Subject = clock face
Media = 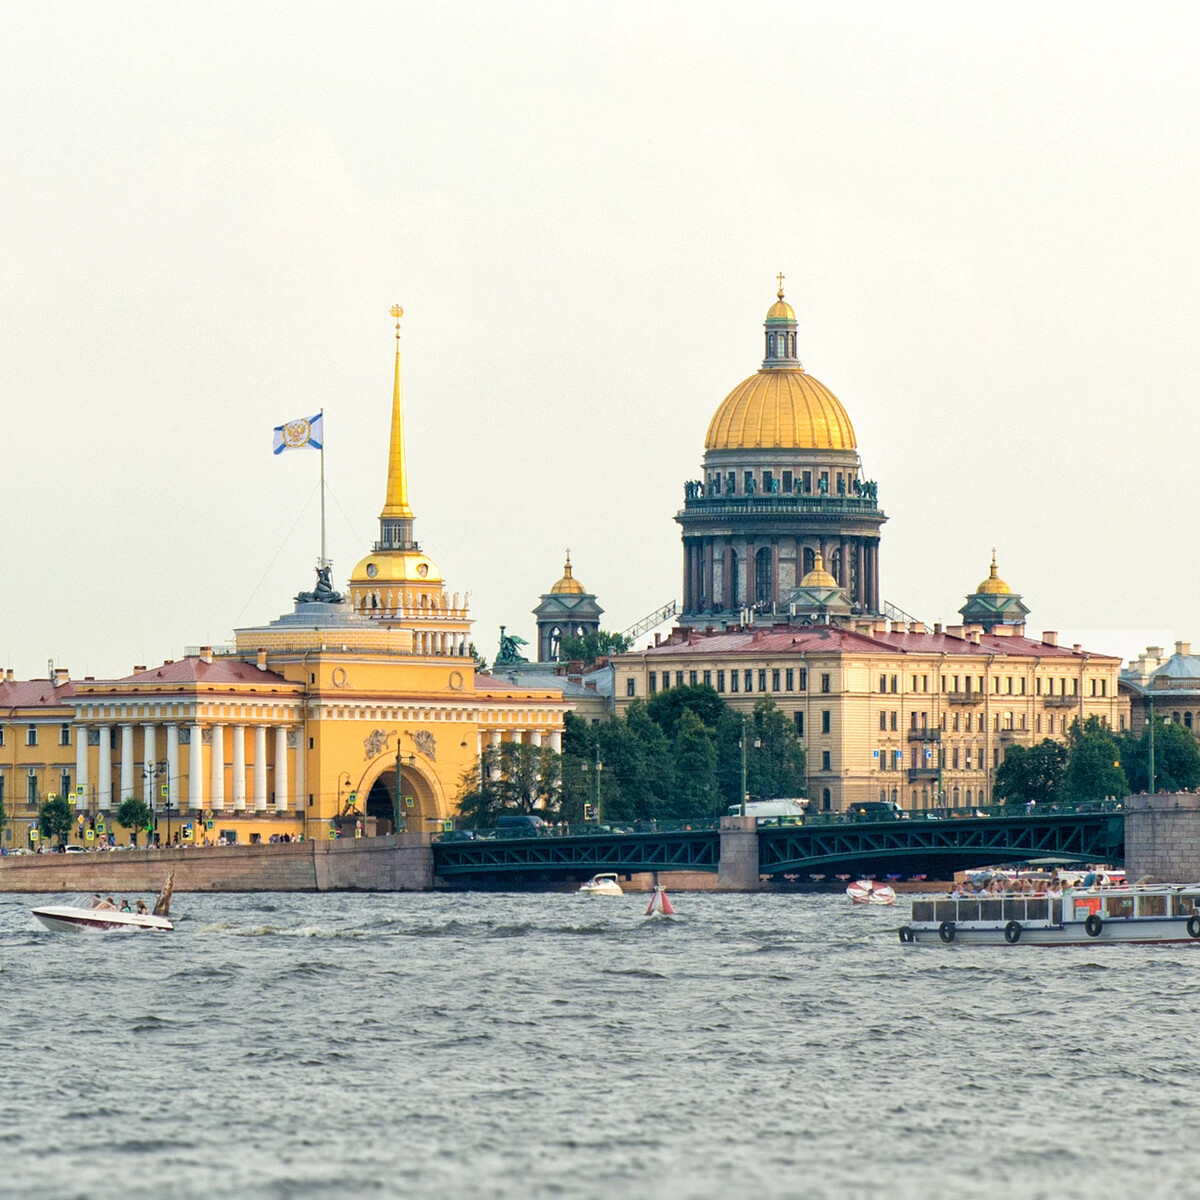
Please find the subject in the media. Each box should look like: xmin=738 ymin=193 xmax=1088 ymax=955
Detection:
xmin=366 ymin=563 xmax=378 ymax=578
xmin=417 ymin=563 xmax=429 ymax=578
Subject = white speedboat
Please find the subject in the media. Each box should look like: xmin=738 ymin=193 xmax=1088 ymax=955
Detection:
xmin=32 ymin=905 xmax=174 ymax=933
xmin=847 ymin=880 xmax=897 ymax=906
xmin=900 ymin=883 xmax=1200 ymax=946
xmin=579 ymin=873 xmax=623 ymax=896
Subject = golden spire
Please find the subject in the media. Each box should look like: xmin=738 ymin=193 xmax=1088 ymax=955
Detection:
xmin=381 ymin=303 xmax=413 ymax=522
xmin=776 ymin=271 xmax=785 ymax=300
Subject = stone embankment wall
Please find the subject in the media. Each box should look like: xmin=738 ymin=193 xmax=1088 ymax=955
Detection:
xmin=1125 ymin=793 xmax=1200 ymax=881
xmin=0 ymin=834 xmax=435 ymax=894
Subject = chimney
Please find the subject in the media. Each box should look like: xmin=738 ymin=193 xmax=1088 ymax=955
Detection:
xmin=1043 ymin=631 xmax=1058 ymax=647
xmin=654 ymin=633 xmax=661 ymax=647
xmin=1073 ymin=644 xmax=1082 ymax=653
xmin=133 ymin=665 xmax=146 ymax=674
xmin=54 ymin=668 xmax=69 ymax=686
xmin=911 ymin=622 xmax=926 ymax=634
xmin=198 ymin=646 xmax=213 ymax=664
xmin=1177 ymin=641 xmax=1192 ymax=657
xmin=5 ymin=668 xmax=13 ymax=681
xmin=256 ymin=649 xmax=268 ymax=671
xmin=933 ymin=622 xmax=943 ymax=635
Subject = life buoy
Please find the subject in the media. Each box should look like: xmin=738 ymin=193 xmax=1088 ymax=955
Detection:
xmin=1187 ymin=915 xmax=1200 ymax=939
xmin=1085 ymin=913 xmax=1103 ymax=938
xmin=1004 ymin=920 xmax=1022 ymax=944
xmin=898 ymin=926 xmax=915 ymax=944
xmin=938 ymin=920 xmax=956 ymax=943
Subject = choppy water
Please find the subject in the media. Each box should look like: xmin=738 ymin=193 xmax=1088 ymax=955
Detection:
xmin=1 ymin=889 xmax=1197 ymax=1199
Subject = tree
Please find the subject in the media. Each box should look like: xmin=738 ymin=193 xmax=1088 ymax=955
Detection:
xmin=994 ymin=739 xmax=1067 ymax=807
xmin=646 ymin=683 xmax=725 ymax=742
xmin=1063 ymin=717 xmax=1128 ymax=804
xmin=670 ymin=708 xmax=719 ymax=817
xmin=714 ymin=699 xmax=806 ymax=809
xmin=117 ymin=796 xmax=152 ymax=846
xmin=38 ymin=795 xmax=73 ymax=847
xmin=454 ymin=745 xmax=561 ymax=825
xmin=559 ymin=629 xmax=632 ymax=666
xmin=1119 ymin=718 xmax=1200 ymax=794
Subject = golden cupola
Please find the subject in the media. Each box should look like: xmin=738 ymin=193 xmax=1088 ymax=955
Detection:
xmin=549 ymin=552 xmax=586 ymax=596
xmin=800 ymin=552 xmax=839 ymax=590
xmin=704 ymin=280 xmax=856 ymax=452
xmin=975 ymin=552 xmax=1012 ymax=596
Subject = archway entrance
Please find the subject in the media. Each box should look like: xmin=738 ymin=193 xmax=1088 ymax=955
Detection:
xmin=367 ymin=777 xmax=395 ymax=835
xmin=362 ymin=758 xmax=441 ymax=835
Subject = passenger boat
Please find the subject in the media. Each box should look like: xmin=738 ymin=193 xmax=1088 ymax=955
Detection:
xmin=32 ymin=905 xmax=174 ymax=933
xmin=899 ymin=883 xmax=1200 ymax=946
xmin=847 ymin=880 xmax=896 ymax=906
xmin=579 ymin=873 xmax=623 ymax=897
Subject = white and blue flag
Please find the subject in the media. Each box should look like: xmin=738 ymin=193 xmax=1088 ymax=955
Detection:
xmin=273 ymin=413 xmax=323 ymax=455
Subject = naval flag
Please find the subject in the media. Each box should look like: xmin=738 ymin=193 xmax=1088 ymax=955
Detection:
xmin=273 ymin=413 xmax=324 ymax=454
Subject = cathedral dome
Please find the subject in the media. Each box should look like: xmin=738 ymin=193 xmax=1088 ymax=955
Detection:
xmin=766 ymin=297 xmax=795 ymax=322
xmin=549 ymin=552 xmax=586 ymax=595
xmin=705 ymin=368 xmax=857 ymax=452
xmin=350 ymin=549 xmax=443 ymax=586
xmin=975 ymin=553 xmax=1011 ymax=596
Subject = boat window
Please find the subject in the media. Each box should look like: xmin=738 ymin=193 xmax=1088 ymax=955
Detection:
xmin=1137 ymin=894 xmax=1167 ymax=918
xmin=1173 ymin=895 xmax=1199 ymax=916
xmin=912 ymin=901 xmax=934 ymax=922
xmin=934 ymin=901 xmax=957 ymax=922
xmin=980 ymin=900 xmax=1003 ymax=922
xmin=1049 ymin=900 xmax=1062 ymax=924
xmin=956 ymin=900 xmax=981 ymax=922
xmin=1104 ymin=896 xmax=1134 ymax=919
xmin=1025 ymin=899 xmax=1047 ymax=921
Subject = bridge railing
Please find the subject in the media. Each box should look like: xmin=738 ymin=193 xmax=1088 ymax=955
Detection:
xmin=435 ymin=818 xmax=722 ymax=842
xmin=800 ymin=799 xmax=1125 ymax=827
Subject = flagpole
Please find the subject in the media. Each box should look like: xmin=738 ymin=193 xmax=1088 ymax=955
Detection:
xmin=319 ymin=407 xmax=326 ymax=565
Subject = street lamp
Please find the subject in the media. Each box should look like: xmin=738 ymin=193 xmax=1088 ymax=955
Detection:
xmin=739 ymin=714 xmax=760 ymax=817
xmin=581 ymin=744 xmax=603 ymax=824
xmin=141 ymin=759 xmax=167 ymax=847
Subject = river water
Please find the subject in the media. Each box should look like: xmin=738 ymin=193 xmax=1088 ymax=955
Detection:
xmin=1 ymin=889 xmax=1195 ymax=1199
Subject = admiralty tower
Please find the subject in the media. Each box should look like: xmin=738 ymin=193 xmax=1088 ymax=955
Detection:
xmin=676 ymin=278 xmax=887 ymax=627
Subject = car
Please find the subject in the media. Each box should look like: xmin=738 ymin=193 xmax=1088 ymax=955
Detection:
xmin=64 ymin=846 xmax=87 ymax=854
xmin=494 ymin=814 xmax=546 ymax=837
xmin=846 ymin=801 xmax=908 ymax=821
xmin=439 ymin=829 xmax=478 ymax=842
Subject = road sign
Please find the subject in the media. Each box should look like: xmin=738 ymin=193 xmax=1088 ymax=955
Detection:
xmin=85 ymin=829 xmax=94 ymax=842
xmin=75 ymin=786 xmax=84 ymax=797
xmin=160 ymin=784 xmax=169 ymax=797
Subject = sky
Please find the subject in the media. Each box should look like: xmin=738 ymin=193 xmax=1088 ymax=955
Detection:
xmin=2 ymin=2 xmax=1199 ymax=680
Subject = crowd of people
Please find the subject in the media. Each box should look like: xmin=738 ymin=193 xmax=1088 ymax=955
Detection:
xmin=85 ymin=894 xmax=149 ymax=914
xmin=950 ymin=868 xmax=1117 ymax=897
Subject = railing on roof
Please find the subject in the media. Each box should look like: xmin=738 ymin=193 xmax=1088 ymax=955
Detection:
xmin=621 ymin=602 xmax=678 ymax=643
xmin=680 ymin=496 xmax=882 ymax=518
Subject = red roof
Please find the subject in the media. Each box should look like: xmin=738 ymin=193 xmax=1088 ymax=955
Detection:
xmin=0 ymin=679 xmax=76 ymax=709
xmin=75 ymin=657 xmax=294 ymax=691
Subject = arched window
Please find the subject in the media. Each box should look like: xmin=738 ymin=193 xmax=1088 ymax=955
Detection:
xmin=767 ymin=333 xmax=775 ymax=357
xmin=729 ymin=548 xmax=739 ymax=609
xmin=965 ymin=789 xmax=972 ymax=805
xmin=891 ymin=788 xmax=898 ymax=804
xmin=1187 ymin=712 xmax=1194 ymax=730
xmin=953 ymin=786 xmax=960 ymax=805
xmin=789 ymin=333 xmax=796 ymax=357
xmin=829 ymin=548 xmax=841 ymax=585
xmin=822 ymin=788 xmax=831 ymax=812
xmin=879 ymin=789 xmax=886 ymax=802
xmin=755 ymin=546 xmax=773 ymax=605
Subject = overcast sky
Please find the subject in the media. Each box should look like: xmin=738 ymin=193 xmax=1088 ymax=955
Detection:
xmin=2 ymin=2 xmax=1197 ymax=680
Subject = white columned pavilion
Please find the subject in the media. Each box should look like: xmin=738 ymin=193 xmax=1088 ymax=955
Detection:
xmin=210 ymin=726 xmax=225 ymax=811
xmin=165 ymin=724 xmax=180 ymax=812
xmin=142 ymin=724 xmax=157 ymax=805
xmin=293 ymin=732 xmax=305 ymax=813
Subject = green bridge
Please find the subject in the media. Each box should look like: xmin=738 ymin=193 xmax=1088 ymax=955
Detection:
xmin=432 ymin=809 xmax=1126 ymax=886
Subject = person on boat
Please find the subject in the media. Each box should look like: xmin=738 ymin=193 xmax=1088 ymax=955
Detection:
xmin=135 ymin=899 xmax=148 ymax=915
xmin=86 ymin=893 xmax=102 ymax=909
xmin=120 ymin=899 xmax=132 ymax=912
xmin=96 ymin=896 xmax=118 ymax=911
xmin=1045 ymin=879 xmax=1063 ymax=897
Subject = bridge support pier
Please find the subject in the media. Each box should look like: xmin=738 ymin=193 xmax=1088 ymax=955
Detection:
xmin=718 ymin=816 xmax=761 ymax=891
xmin=1125 ymin=793 xmax=1200 ymax=881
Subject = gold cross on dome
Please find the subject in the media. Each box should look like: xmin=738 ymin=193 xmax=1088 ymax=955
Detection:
xmin=776 ymin=271 xmax=785 ymax=299
xmin=390 ymin=304 xmax=403 ymax=340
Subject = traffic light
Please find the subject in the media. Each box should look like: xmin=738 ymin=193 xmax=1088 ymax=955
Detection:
xmin=583 ymin=803 xmax=595 ymax=821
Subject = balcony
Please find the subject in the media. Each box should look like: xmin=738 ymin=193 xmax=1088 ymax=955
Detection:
xmin=907 ymin=767 xmax=939 ymax=783
xmin=1043 ymin=694 xmax=1079 ymax=708
xmin=946 ymin=692 xmax=981 ymax=705
xmin=906 ymin=728 xmax=941 ymax=743
xmin=679 ymin=494 xmax=883 ymax=520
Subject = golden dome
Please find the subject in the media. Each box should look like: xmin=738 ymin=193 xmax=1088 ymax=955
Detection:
xmin=549 ymin=552 xmax=586 ymax=595
xmin=766 ymin=298 xmax=795 ymax=322
xmin=705 ymin=368 xmax=857 ymax=451
xmin=350 ymin=549 xmax=443 ymax=586
xmin=800 ymin=552 xmax=839 ymax=589
xmin=975 ymin=552 xmax=1011 ymax=595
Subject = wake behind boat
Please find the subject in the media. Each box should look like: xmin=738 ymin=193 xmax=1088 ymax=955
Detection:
xmin=32 ymin=905 xmax=174 ymax=933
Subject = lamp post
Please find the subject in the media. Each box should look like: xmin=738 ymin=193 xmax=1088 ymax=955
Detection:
xmin=141 ymin=759 xmax=166 ymax=847
xmin=740 ymin=714 xmax=748 ymax=817
xmin=1148 ymin=694 xmax=1156 ymax=794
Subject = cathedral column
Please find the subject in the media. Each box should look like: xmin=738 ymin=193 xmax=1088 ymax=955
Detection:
xmin=98 ymin=725 xmax=112 ymax=810
xmin=231 ymin=724 xmax=247 ymax=811
xmin=705 ymin=539 xmax=715 ymax=611
xmin=120 ymin=724 xmax=134 ymax=804
xmin=254 ymin=725 xmax=268 ymax=812
xmin=75 ymin=726 xmax=89 ymax=811
xmin=293 ymin=730 xmax=305 ymax=813
xmin=855 ymin=542 xmax=865 ymax=607
xmin=772 ymin=543 xmax=780 ymax=607
xmin=142 ymin=724 xmax=157 ymax=805
xmin=189 ymin=724 xmax=204 ymax=811
xmin=870 ymin=543 xmax=881 ymax=612
xmin=165 ymin=724 xmax=180 ymax=812
xmin=210 ymin=725 xmax=225 ymax=811
xmin=274 ymin=726 xmax=289 ymax=812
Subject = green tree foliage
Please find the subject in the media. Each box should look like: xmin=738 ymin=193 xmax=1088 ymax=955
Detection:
xmin=455 ymin=745 xmax=562 ymax=826
xmin=38 ymin=795 xmax=73 ymax=846
xmin=117 ymin=797 xmax=152 ymax=846
xmin=670 ymin=708 xmax=719 ymax=817
xmin=1062 ymin=717 xmax=1128 ymax=803
xmin=559 ymin=629 xmax=632 ymax=666
xmin=596 ymin=702 xmax=673 ymax=821
xmin=714 ymin=699 xmax=806 ymax=808
xmin=1118 ymin=718 xmax=1200 ymax=794
xmin=993 ymin=739 xmax=1067 ymax=807
xmin=645 ymin=683 xmax=724 ymax=741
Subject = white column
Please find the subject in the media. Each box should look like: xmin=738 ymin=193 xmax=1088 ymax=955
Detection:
xmin=274 ymin=726 xmax=289 ymax=812
xmin=549 ymin=729 xmax=562 ymax=753
xmin=293 ymin=730 xmax=305 ymax=814
xmin=120 ymin=724 xmax=134 ymax=804
xmin=75 ymin=726 xmax=89 ymax=810
xmin=210 ymin=725 xmax=225 ymax=811
xmin=189 ymin=724 xmax=203 ymax=812
xmin=489 ymin=729 xmax=502 ymax=780
xmin=98 ymin=726 xmax=112 ymax=810
xmin=530 ymin=730 xmax=542 ymax=748
xmin=254 ymin=725 xmax=267 ymax=812
xmin=166 ymin=724 xmax=180 ymax=812
xmin=142 ymin=724 xmax=157 ymax=805
xmin=232 ymin=724 xmax=246 ymax=811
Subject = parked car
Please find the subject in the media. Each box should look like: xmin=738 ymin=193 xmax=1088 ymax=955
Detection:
xmin=494 ymin=815 xmax=546 ymax=837
xmin=846 ymin=801 xmax=908 ymax=821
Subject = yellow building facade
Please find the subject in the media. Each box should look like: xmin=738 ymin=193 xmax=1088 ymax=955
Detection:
xmin=0 ymin=311 xmax=567 ymax=848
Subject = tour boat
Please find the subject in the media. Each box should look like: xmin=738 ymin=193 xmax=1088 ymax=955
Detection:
xmin=579 ymin=873 xmax=623 ymax=897
xmin=31 ymin=905 xmax=174 ymax=933
xmin=899 ymin=883 xmax=1200 ymax=946
xmin=644 ymin=886 xmax=675 ymax=917
xmin=847 ymin=880 xmax=896 ymax=906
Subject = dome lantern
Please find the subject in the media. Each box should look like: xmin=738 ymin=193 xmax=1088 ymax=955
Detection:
xmin=762 ymin=272 xmax=800 ymax=369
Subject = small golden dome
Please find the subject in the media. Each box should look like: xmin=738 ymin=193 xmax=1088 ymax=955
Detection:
xmin=705 ymin=368 xmax=857 ymax=451
xmin=549 ymin=552 xmax=586 ymax=595
xmin=766 ymin=298 xmax=796 ymax=322
xmin=975 ymin=552 xmax=1012 ymax=595
xmin=800 ymin=552 xmax=839 ymax=589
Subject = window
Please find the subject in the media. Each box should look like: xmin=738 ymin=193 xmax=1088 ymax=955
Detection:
xmin=910 ymin=712 xmax=918 ymax=730
xmin=941 ymin=675 xmax=946 ymax=692
xmin=994 ymin=748 xmax=1001 ymax=768
xmin=703 ymin=670 xmax=711 ymax=686
xmin=1020 ymin=678 xmax=1026 ymax=695
xmin=891 ymin=675 xmax=898 ymax=693
xmin=626 ymin=678 xmax=636 ymax=697
xmin=689 ymin=671 xmax=698 ymax=686
xmin=649 ymin=672 xmax=658 ymax=693
xmin=730 ymin=672 xmax=739 ymax=693
xmin=993 ymin=677 xmax=1000 ymax=693
xmin=994 ymin=715 xmax=1000 ymax=732
xmin=922 ymin=675 xmax=928 ymax=692
xmin=802 ymin=470 xmax=812 ymax=493
xmin=26 ymin=726 xmax=37 ymax=747
xmin=964 ymin=748 xmax=972 ymax=769
xmin=890 ymin=711 xmax=897 ymax=731
xmin=977 ymin=676 xmax=984 ymax=692
xmin=60 ymin=724 xmax=71 ymax=746
xmin=952 ymin=747 xmax=960 ymax=769
xmin=1036 ymin=714 xmax=1042 ymax=732
xmin=744 ymin=670 xmax=753 ymax=693
xmin=27 ymin=773 xmax=38 ymax=806
xmin=786 ymin=669 xmax=794 ymax=691
xmin=879 ymin=712 xmax=887 ymax=731
xmin=676 ymin=672 xmax=684 ymax=688
xmin=1101 ymin=679 xmax=1107 ymax=697
xmin=782 ymin=470 xmax=793 ymax=492
xmin=1049 ymin=715 xmax=1055 ymax=734
xmin=0 ymin=727 xmax=4 ymax=747
xmin=1036 ymin=677 xmax=1042 ymax=695
xmin=1090 ymin=679 xmax=1097 ymax=696
xmin=965 ymin=714 xmax=972 ymax=732
xmin=60 ymin=770 xmax=71 ymax=797
xmin=1072 ymin=679 xmax=1079 ymax=696
xmin=758 ymin=670 xmax=767 ymax=692
xmin=744 ymin=471 xmax=754 ymax=493
xmin=821 ymin=673 xmax=831 ymax=694
xmin=771 ymin=669 xmax=780 ymax=692
xmin=822 ymin=788 xmax=831 ymax=811
xmin=762 ymin=470 xmax=773 ymax=492
xmin=911 ymin=675 xmax=918 ymax=692
xmin=821 ymin=750 xmax=831 ymax=771
xmin=821 ymin=710 xmax=831 ymax=734
xmin=880 ymin=675 xmax=887 ymax=693
xmin=661 ymin=673 xmax=670 ymax=690
xmin=799 ymin=669 xmax=808 ymax=691
xmin=308 ymin=737 xmax=314 ymax=750
xmin=1007 ymin=677 xmax=1013 ymax=694
xmin=716 ymin=671 xmax=725 ymax=693
xmin=794 ymin=712 xmax=804 ymax=736
xmin=952 ymin=713 xmax=960 ymax=732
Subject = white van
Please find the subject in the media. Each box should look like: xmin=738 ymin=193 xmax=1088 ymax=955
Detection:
xmin=727 ymin=798 xmax=808 ymax=819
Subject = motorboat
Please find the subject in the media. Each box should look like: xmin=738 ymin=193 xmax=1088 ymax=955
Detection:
xmin=644 ymin=886 xmax=676 ymax=917
xmin=32 ymin=905 xmax=174 ymax=933
xmin=900 ymin=883 xmax=1200 ymax=946
xmin=579 ymin=873 xmax=623 ymax=896
xmin=847 ymin=879 xmax=896 ymax=906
